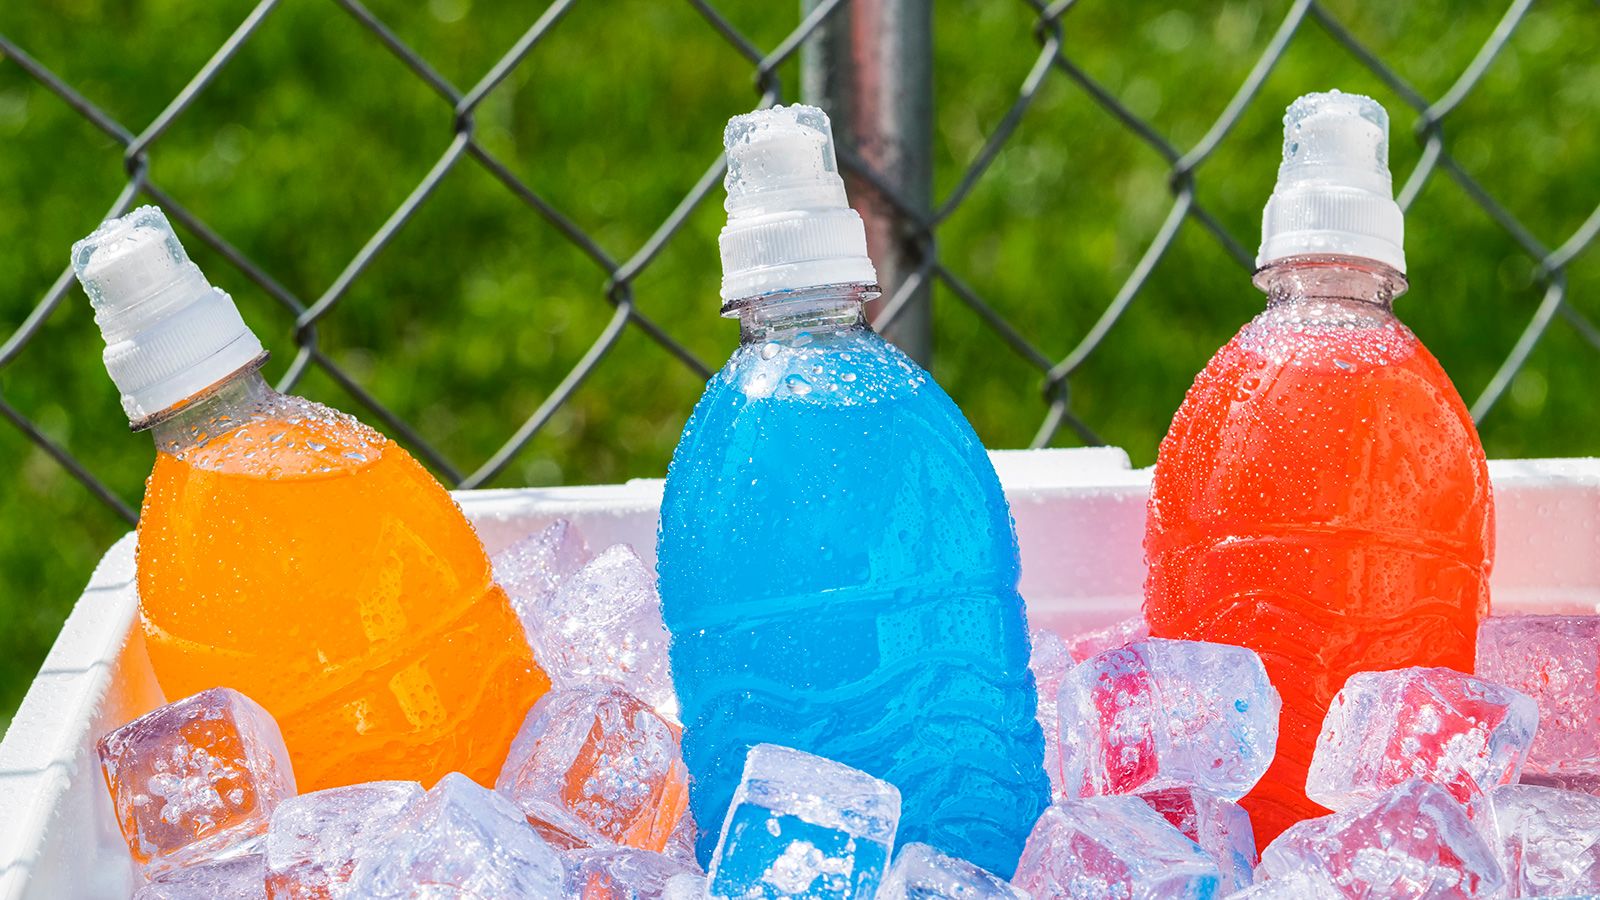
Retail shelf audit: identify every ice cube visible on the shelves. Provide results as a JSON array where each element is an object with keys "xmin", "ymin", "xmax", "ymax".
[
  {"xmin": 1139, "ymin": 786, "xmax": 1256, "ymax": 895},
  {"xmin": 495, "ymin": 686, "xmax": 687, "ymax": 853},
  {"xmin": 525, "ymin": 544, "xmax": 676, "ymax": 714},
  {"xmin": 663, "ymin": 873, "xmax": 708, "ymax": 899},
  {"xmin": 1029, "ymin": 628, "xmax": 1071, "ymax": 799},
  {"xmin": 663, "ymin": 809, "xmax": 702, "ymax": 869},
  {"xmin": 706, "ymin": 744, "xmax": 900, "ymax": 899},
  {"xmin": 264, "ymin": 780, "xmax": 423, "ymax": 898},
  {"xmin": 1057, "ymin": 638, "xmax": 1280, "ymax": 799},
  {"xmin": 97, "ymin": 688, "xmax": 296, "ymax": 872},
  {"xmin": 1012, "ymin": 796, "xmax": 1220, "ymax": 899},
  {"xmin": 1476, "ymin": 783, "xmax": 1600, "ymax": 897},
  {"xmin": 1475, "ymin": 615, "xmax": 1600, "ymax": 777},
  {"xmin": 1226, "ymin": 869, "xmax": 1341, "ymax": 899},
  {"xmin": 876, "ymin": 842, "xmax": 1026, "ymax": 899},
  {"xmin": 1066, "ymin": 615, "xmax": 1149, "ymax": 664},
  {"xmin": 1306, "ymin": 667, "xmax": 1538, "ymax": 810},
  {"xmin": 133, "ymin": 853, "xmax": 267, "ymax": 899},
  {"xmin": 345, "ymin": 772, "xmax": 563, "ymax": 897},
  {"xmin": 494, "ymin": 519, "xmax": 592, "ymax": 620},
  {"xmin": 1260, "ymin": 779, "xmax": 1503, "ymax": 898},
  {"xmin": 564, "ymin": 847, "xmax": 702, "ymax": 899}
]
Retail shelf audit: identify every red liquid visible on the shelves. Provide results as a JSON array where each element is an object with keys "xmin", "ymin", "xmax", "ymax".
[{"xmin": 1143, "ymin": 301, "xmax": 1492, "ymax": 847}]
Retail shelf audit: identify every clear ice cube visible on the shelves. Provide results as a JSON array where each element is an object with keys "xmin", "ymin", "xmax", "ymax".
[
  {"xmin": 524, "ymin": 544, "xmax": 676, "ymax": 715},
  {"xmin": 345, "ymin": 772, "xmax": 563, "ymax": 898},
  {"xmin": 1475, "ymin": 615, "xmax": 1600, "ymax": 777},
  {"xmin": 1066, "ymin": 616, "xmax": 1149, "ymax": 664},
  {"xmin": 1260, "ymin": 779, "xmax": 1503, "ymax": 899},
  {"xmin": 97, "ymin": 687, "xmax": 296, "ymax": 872},
  {"xmin": 495, "ymin": 686, "xmax": 688, "ymax": 852},
  {"xmin": 1029, "ymin": 628, "xmax": 1071, "ymax": 799},
  {"xmin": 1226, "ymin": 869, "xmax": 1341, "ymax": 899},
  {"xmin": 1476, "ymin": 783, "xmax": 1600, "ymax": 898},
  {"xmin": 1011, "ymin": 796, "xmax": 1220, "ymax": 899},
  {"xmin": 493, "ymin": 519, "xmax": 592, "ymax": 624},
  {"xmin": 1306, "ymin": 667, "xmax": 1539, "ymax": 810},
  {"xmin": 1057, "ymin": 638, "xmax": 1280, "ymax": 799},
  {"xmin": 265, "ymin": 780, "xmax": 423, "ymax": 898},
  {"xmin": 706, "ymin": 744, "xmax": 900, "ymax": 899},
  {"xmin": 1139, "ymin": 786, "xmax": 1257, "ymax": 895},
  {"xmin": 563, "ymin": 847, "xmax": 702, "ymax": 899},
  {"xmin": 664, "ymin": 809, "xmax": 702, "ymax": 869},
  {"xmin": 663, "ymin": 872, "xmax": 709, "ymax": 899},
  {"xmin": 133, "ymin": 853, "xmax": 267, "ymax": 899},
  {"xmin": 876, "ymin": 842, "xmax": 1027, "ymax": 899}
]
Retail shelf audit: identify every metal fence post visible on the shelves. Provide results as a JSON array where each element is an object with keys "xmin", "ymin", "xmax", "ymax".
[{"xmin": 801, "ymin": 0, "xmax": 935, "ymax": 366}]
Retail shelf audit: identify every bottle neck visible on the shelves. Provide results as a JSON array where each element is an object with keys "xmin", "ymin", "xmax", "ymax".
[
  {"xmin": 1253, "ymin": 254, "xmax": 1407, "ymax": 312},
  {"xmin": 147, "ymin": 363, "xmax": 276, "ymax": 454},
  {"xmin": 734, "ymin": 283, "xmax": 876, "ymax": 345}
]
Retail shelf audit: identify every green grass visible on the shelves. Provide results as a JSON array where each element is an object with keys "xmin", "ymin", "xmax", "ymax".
[{"xmin": 1, "ymin": 0, "xmax": 1597, "ymax": 728}]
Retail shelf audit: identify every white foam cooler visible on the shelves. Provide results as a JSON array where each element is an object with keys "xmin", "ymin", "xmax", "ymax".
[{"xmin": 1, "ymin": 447, "xmax": 1596, "ymax": 898}]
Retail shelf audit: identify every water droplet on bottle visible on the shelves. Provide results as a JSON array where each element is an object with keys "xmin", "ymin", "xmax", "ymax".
[
  {"xmin": 747, "ymin": 371, "xmax": 775, "ymax": 396},
  {"xmin": 784, "ymin": 374, "xmax": 812, "ymax": 396},
  {"xmin": 761, "ymin": 342, "xmax": 781, "ymax": 360}
]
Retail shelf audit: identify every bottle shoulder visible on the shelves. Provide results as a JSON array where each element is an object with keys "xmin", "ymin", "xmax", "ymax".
[
  {"xmin": 671, "ymin": 328, "xmax": 990, "ymax": 472},
  {"xmin": 715, "ymin": 326, "xmax": 932, "ymax": 405},
  {"xmin": 1150, "ymin": 299, "xmax": 1490, "ymax": 544},
  {"xmin": 1173, "ymin": 301, "xmax": 1476, "ymax": 447},
  {"xmin": 1238, "ymin": 297, "xmax": 1414, "ymax": 352},
  {"xmin": 662, "ymin": 327, "xmax": 1014, "ymax": 541},
  {"xmin": 161, "ymin": 393, "xmax": 387, "ymax": 478}
]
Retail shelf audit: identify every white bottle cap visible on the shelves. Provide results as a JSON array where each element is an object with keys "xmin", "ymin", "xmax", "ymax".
[
  {"xmin": 718, "ymin": 105, "xmax": 877, "ymax": 308},
  {"xmin": 1257, "ymin": 90, "xmax": 1405, "ymax": 274},
  {"xmin": 71, "ymin": 206, "xmax": 265, "ymax": 424}
]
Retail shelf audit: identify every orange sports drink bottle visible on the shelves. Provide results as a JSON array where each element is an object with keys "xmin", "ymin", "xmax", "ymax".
[
  {"xmin": 72, "ymin": 207, "xmax": 547, "ymax": 791},
  {"xmin": 1143, "ymin": 92, "xmax": 1493, "ymax": 846}
]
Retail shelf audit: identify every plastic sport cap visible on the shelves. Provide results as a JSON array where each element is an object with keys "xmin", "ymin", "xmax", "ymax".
[
  {"xmin": 71, "ymin": 206, "xmax": 265, "ymax": 424},
  {"xmin": 1257, "ymin": 90, "xmax": 1406, "ymax": 274},
  {"xmin": 718, "ymin": 104, "xmax": 878, "ymax": 308}
]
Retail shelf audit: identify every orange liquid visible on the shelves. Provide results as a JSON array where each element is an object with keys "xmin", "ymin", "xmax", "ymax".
[
  {"xmin": 137, "ymin": 404, "xmax": 547, "ymax": 791},
  {"xmin": 1144, "ymin": 307, "xmax": 1492, "ymax": 848}
]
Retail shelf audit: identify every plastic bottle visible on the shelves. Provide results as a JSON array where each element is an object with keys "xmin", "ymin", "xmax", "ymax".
[
  {"xmin": 657, "ymin": 106, "xmax": 1049, "ymax": 875},
  {"xmin": 71, "ymin": 207, "xmax": 547, "ymax": 792},
  {"xmin": 1143, "ymin": 92, "xmax": 1494, "ymax": 846}
]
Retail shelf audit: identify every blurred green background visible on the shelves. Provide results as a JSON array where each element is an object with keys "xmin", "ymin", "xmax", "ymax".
[{"xmin": 0, "ymin": 0, "xmax": 1596, "ymax": 728}]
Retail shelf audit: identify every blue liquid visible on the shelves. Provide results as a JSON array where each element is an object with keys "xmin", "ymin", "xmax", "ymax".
[{"xmin": 658, "ymin": 316, "xmax": 1049, "ymax": 876}]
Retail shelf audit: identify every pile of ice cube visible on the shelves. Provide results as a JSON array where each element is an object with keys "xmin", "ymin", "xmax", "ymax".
[
  {"xmin": 96, "ymin": 521, "xmax": 1600, "ymax": 898},
  {"xmin": 1027, "ymin": 615, "xmax": 1600, "ymax": 900}
]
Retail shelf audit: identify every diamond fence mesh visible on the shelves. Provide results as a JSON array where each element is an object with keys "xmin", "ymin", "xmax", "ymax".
[{"xmin": 0, "ymin": 0, "xmax": 1596, "ymax": 524}]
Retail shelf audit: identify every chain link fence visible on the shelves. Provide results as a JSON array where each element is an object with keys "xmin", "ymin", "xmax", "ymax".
[{"xmin": 1, "ymin": 0, "xmax": 1597, "ymax": 534}]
